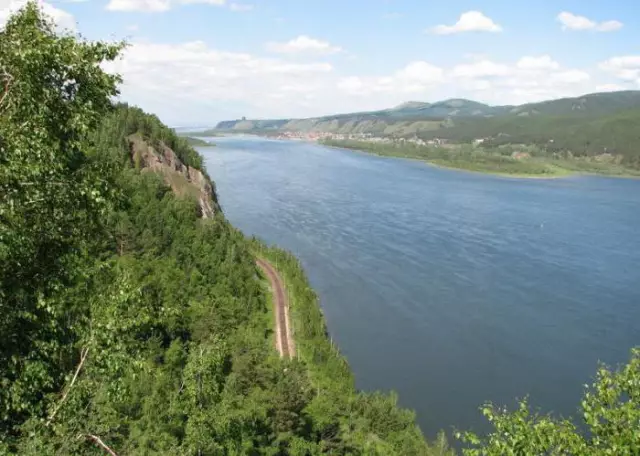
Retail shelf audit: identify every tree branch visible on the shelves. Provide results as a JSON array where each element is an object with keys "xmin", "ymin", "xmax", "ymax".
[
  {"xmin": 0, "ymin": 67, "xmax": 13, "ymax": 109},
  {"xmin": 46, "ymin": 347, "xmax": 89, "ymax": 427},
  {"xmin": 80, "ymin": 434, "xmax": 119, "ymax": 456}
]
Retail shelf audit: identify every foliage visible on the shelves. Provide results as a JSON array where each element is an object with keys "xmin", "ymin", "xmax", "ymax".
[
  {"xmin": 2, "ymin": 5, "xmax": 638, "ymax": 456},
  {"xmin": 251, "ymin": 241, "xmax": 454, "ymax": 455},
  {"xmin": 418, "ymin": 109, "xmax": 640, "ymax": 168},
  {"xmin": 458, "ymin": 348, "xmax": 640, "ymax": 455},
  {"xmin": 1, "ymin": 5, "xmax": 446, "ymax": 455},
  {"xmin": 322, "ymin": 139, "xmax": 640, "ymax": 177},
  {"xmin": 0, "ymin": 2, "xmax": 123, "ymax": 436},
  {"xmin": 94, "ymin": 103, "xmax": 207, "ymax": 171},
  {"xmin": 321, "ymin": 140, "xmax": 566, "ymax": 177}
]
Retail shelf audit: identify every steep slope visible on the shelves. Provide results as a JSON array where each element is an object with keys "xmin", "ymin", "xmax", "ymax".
[{"xmin": 128, "ymin": 133, "xmax": 216, "ymax": 218}]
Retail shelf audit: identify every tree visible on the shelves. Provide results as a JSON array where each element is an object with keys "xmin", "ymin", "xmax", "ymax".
[
  {"xmin": 0, "ymin": 1, "xmax": 124, "ymax": 438},
  {"xmin": 459, "ymin": 348, "xmax": 640, "ymax": 455}
]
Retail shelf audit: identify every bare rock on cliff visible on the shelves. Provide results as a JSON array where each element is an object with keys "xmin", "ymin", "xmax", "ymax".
[{"xmin": 128, "ymin": 133, "xmax": 216, "ymax": 218}]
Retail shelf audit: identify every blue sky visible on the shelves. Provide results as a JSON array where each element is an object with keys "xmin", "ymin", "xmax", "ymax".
[{"xmin": 2, "ymin": 0, "xmax": 640, "ymax": 125}]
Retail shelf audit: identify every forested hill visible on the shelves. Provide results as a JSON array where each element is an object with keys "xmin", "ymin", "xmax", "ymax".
[
  {"xmin": 417, "ymin": 108, "xmax": 640, "ymax": 168},
  {"xmin": 212, "ymin": 91, "xmax": 640, "ymax": 136},
  {"xmin": 0, "ymin": 5, "xmax": 447, "ymax": 455}
]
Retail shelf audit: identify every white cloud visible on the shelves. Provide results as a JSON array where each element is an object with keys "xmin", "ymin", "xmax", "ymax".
[
  {"xmin": 229, "ymin": 2, "xmax": 252, "ymax": 12},
  {"xmin": 596, "ymin": 83, "xmax": 626, "ymax": 92},
  {"xmin": 516, "ymin": 55, "xmax": 560, "ymax": 71},
  {"xmin": 102, "ymin": 40, "xmax": 451, "ymax": 122},
  {"xmin": 179, "ymin": 0, "xmax": 224, "ymax": 4},
  {"xmin": 449, "ymin": 56, "xmax": 594, "ymax": 105},
  {"xmin": 101, "ymin": 38, "xmax": 606, "ymax": 124},
  {"xmin": 452, "ymin": 60, "xmax": 510, "ymax": 78},
  {"xmin": 596, "ymin": 20, "xmax": 624, "ymax": 32},
  {"xmin": 103, "ymin": 41, "xmax": 336, "ymax": 119},
  {"xmin": 599, "ymin": 56, "xmax": 640, "ymax": 85},
  {"xmin": 550, "ymin": 70, "xmax": 590, "ymax": 84},
  {"xmin": 1, "ymin": 0, "xmax": 75, "ymax": 31},
  {"xmin": 106, "ymin": 0, "xmax": 170, "ymax": 12},
  {"xmin": 106, "ymin": 0, "xmax": 229, "ymax": 12},
  {"xmin": 266, "ymin": 35, "xmax": 342, "ymax": 55},
  {"xmin": 127, "ymin": 24, "xmax": 139, "ymax": 31},
  {"xmin": 338, "ymin": 61, "xmax": 444, "ymax": 96},
  {"xmin": 430, "ymin": 11, "xmax": 502, "ymax": 35},
  {"xmin": 557, "ymin": 12, "xmax": 623, "ymax": 32}
]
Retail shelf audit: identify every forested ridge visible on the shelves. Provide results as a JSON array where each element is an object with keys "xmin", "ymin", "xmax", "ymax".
[
  {"xmin": 1, "ymin": 4, "xmax": 639, "ymax": 456},
  {"xmin": 0, "ymin": 5, "xmax": 446, "ymax": 455}
]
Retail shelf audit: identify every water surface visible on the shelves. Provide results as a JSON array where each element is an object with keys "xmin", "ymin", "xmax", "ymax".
[{"xmin": 199, "ymin": 137, "xmax": 640, "ymax": 437}]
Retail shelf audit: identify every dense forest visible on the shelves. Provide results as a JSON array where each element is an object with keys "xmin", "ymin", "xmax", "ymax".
[
  {"xmin": 418, "ymin": 109, "xmax": 640, "ymax": 168},
  {"xmin": 0, "ymin": 5, "xmax": 446, "ymax": 455},
  {"xmin": 1, "ymin": 4, "xmax": 638, "ymax": 455}
]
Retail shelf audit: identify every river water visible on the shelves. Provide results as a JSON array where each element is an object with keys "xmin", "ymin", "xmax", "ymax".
[{"xmin": 199, "ymin": 136, "xmax": 640, "ymax": 438}]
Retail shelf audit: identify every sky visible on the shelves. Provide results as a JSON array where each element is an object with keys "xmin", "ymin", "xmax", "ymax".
[{"xmin": 2, "ymin": 0, "xmax": 640, "ymax": 126}]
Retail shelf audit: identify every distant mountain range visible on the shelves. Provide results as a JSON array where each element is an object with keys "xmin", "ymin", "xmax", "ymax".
[{"xmin": 212, "ymin": 91, "xmax": 640, "ymax": 137}]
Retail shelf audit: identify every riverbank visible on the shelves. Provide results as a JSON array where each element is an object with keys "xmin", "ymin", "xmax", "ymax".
[
  {"xmin": 320, "ymin": 139, "xmax": 640, "ymax": 179},
  {"xmin": 249, "ymin": 238, "xmax": 452, "ymax": 453},
  {"xmin": 184, "ymin": 136, "xmax": 216, "ymax": 147}
]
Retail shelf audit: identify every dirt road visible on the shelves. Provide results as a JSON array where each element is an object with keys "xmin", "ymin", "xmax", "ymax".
[{"xmin": 256, "ymin": 258, "xmax": 295, "ymax": 359}]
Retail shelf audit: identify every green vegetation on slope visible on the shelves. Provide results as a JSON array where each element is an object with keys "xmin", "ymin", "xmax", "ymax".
[
  {"xmin": 0, "ymin": 5, "xmax": 446, "ymax": 455},
  {"xmin": 2, "ymin": 4, "xmax": 639, "ymax": 456},
  {"xmin": 420, "ymin": 109, "xmax": 640, "ymax": 169},
  {"xmin": 322, "ymin": 140, "xmax": 640, "ymax": 177},
  {"xmin": 251, "ymin": 241, "xmax": 454, "ymax": 455},
  {"xmin": 214, "ymin": 91, "xmax": 640, "ymax": 139},
  {"xmin": 321, "ymin": 140, "xmax": 567, "ymax": 177}
]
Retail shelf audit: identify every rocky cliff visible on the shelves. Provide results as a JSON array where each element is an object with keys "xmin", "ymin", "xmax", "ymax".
[{"xmin": 128, "ymin": 133, "xmax": 216, "ymax": 218}]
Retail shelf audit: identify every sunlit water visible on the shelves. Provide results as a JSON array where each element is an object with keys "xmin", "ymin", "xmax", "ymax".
[{"xmin": 199, "ymin": 137, "xmax": 640, "ymax": 438}]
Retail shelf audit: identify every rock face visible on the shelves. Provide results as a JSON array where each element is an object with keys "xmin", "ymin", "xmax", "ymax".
[{"xmin": 128, "ymin": 134, "xmax": 216, "ymax": 218}]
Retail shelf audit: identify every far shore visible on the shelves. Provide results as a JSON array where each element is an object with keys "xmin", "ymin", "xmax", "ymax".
[
  {"xmin": 318, "ymin": 142, "xmax": 640, "ymax": 180},
  {"xmin": 318, "ymin": 143, "xmax": 573, "ymax": 179}
]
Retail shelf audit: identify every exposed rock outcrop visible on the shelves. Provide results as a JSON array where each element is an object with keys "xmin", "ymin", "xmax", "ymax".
[{"xmin": 128, "ymin": 134, "xmax": 216, "ymax": 218}]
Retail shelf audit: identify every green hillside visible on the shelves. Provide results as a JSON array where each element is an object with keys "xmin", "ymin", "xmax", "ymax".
[
  {"xmin": 420, "ymin": 108, "xmax": 640, "ymax": 167},
  {"xmin": 212, "ymin": 91, "xmax": 640, "ymax": 137},
  {"xmin": 3, "ymin": 4, "xmax": 640, "ymax": 456},
  {"xmin": 0, "ymin": 6, "xmax": 447, "ymax": 455}
]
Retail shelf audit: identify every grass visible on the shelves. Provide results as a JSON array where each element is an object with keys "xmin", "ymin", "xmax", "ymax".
[{"xmin": 321, "ymin": 139, "xmax": 640, "ymax": 178}]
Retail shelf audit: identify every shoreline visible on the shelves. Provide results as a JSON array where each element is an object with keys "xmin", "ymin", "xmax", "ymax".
[
  {"xmin": 319, "ymin": 143, "xmax": 574, "ymax": 179},
  {"xmin": 318, "ymin": 142, "xmax": 640, "ymax": 180}
]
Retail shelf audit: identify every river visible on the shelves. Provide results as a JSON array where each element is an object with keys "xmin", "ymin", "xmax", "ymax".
[{"xmin": 198, "ymin": 136, "xmax": 640, "ymax": 438}]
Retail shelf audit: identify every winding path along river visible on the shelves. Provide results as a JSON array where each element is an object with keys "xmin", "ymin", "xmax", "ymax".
[{"xmin": 256, "ymin": 257, "xmax": 295, "ymax": 359}]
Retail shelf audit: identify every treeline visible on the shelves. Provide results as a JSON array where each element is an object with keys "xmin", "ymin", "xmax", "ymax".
[
  {"xmin": 96, "ymin": 103, "xmax": 206, "ymax": 170},
  {"xmin": 322, "ymin": 140, "xmax": 562, "ymax": 176},
  {"xmin": 418, "ymin": 109, "xmax": 640, "ymax": 168}
]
